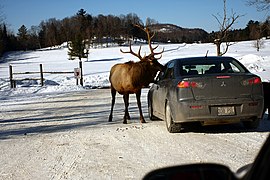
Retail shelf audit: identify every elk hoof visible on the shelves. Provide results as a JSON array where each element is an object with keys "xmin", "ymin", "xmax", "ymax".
[
  {"xmin": 141, "ymin": 119, "xmax": 146, "ymax": 123},
  {"xmin": 127, "ymin": 114, "xmax": 131, "ymax": 120},
  {"xmin": 108, "ymin": 115, "xmax": 112, "ymax": 122},
  {"xmin": 123, "ymin": 120, "xmax": 127, "ymax": 124},
  {"xmin": 124, "ymin": 114, "xmax": 130, "ymax": 120}
]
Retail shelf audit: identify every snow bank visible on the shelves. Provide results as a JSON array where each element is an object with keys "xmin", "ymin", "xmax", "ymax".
[
  {"xmin": 1, "ymin": 40, "xmax": 270, "ymax": 99},
  {"xmin": 238, "ymin": 54, "xmax": 265, "ymax": 72}
]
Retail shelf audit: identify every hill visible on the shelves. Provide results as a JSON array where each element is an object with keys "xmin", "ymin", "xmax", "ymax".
[{"xmin": 150, "ymin": 23, "xmax": 209, "ymax": 43}]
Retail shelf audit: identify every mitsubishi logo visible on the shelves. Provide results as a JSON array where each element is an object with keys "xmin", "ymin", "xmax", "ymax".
[{"xmin": 221, "ymin": 81, "xmax": 226, "ymax": 87}]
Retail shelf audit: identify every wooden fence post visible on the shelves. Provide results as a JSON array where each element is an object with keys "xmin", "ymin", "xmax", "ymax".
[
  {"xmin": 8, "ymin": 64, "xmax": 74, "ymax": 88},
  {"xmin": 40, "ymin": 64, "xmax": 44, "ymax": 86},
  {"xmin": 9, "ymin": 65, "xmax": 15, "ymax": 88},
  {"xmin": 79, "ymin": 60, "xmax": 83, "ymax": 86}
]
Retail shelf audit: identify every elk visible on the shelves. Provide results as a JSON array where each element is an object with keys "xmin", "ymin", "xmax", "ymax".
[{"xmin": 108, "ymin": 25, "xmax": 165, "ymax": 124}]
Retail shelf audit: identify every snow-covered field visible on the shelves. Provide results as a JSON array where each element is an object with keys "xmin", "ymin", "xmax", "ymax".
[
  {"xmin": 0, "ymin": 40, "xmax": 270, "ymax": 179},
  {"xmin": 1, "ymin": 40, "xmax": 270, "ymax": 97}
]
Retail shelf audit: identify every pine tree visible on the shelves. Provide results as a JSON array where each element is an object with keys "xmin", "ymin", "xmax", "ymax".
[
  {"xmin": 68, "ymin": 34, "xmax": 89, "ymax": 86},
  {"xmin": 0, "ymin": 25, "xmax": 4, "ymax": 56},
  {"xmin": 17, "ymin": 25, "xmax": 28, "ymax": 50},
  {"xmin": 0, "ymin": 24, "xmax": 9, "ymax": 56},
  {"xmin": 68, "ymin": 35, "xmax": 88, "ymax": 61}
]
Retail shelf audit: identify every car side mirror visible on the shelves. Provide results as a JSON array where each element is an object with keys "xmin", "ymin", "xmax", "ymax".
[
  {"xmin": 143, "ymin": 163, "xmax": 237, "ymax": 180},
  {"xmin": 154, "ymin": 71, "xmax": 164, "ymax": 82}
]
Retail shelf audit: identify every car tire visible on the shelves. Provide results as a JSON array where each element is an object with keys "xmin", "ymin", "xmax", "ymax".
[
  {"xmin": 165, "ymin": 102, "xmax": 181, "ymax": 133},
  {"xmin": 148, "ymin": 99, "xmax": 158, "ymax": 120},
  {"xmin": 243, "ymin": 118, "xmax": 260, "ymax": 129}
]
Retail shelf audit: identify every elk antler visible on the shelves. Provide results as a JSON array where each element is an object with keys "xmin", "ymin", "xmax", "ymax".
[
  {"xmin": 120, "ymin": 25, "xmax": 164, "ymax": 61},
  {"xmin": 135, "ymin": 24, "xmax": 164, "ymax": 60},
  {"xmin": 120, "ymin": 43, "xmax": 143, "ymax": 61}
]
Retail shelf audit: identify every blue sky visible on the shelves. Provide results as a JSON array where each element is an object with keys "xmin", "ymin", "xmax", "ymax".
[{"xmin": 1, "ymin": 0, "xmax": 268, "ymax": 33}]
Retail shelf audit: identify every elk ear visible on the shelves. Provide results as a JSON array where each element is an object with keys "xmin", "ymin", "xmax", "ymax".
[{"xmin": 149, "ymin": 60, "xmax": 155, "ymax": 66}]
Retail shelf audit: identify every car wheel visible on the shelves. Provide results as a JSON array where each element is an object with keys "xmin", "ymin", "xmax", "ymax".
[
  {"xmin": 165, "ymin": 102, "xmax": 181, "ymax": 133},
  {"xmin": 243, "ymin": 118, "xmax": 260, "ymax": 129},
  {"xmin": 148, "ymin": 99, "xmax": 158, "ymax": 120}
]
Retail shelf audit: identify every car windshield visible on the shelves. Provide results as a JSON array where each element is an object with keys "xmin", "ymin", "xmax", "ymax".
[{"xmin": 179, "ymin": 58, "xmax": 248, "ymax": 76}]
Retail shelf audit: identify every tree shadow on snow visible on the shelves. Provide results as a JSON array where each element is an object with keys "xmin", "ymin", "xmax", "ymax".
[
  {"xmin": 85, "ymin": 57, "xmax": 123, "ymax": 63},
  {"xmin": 0, "ymin": 90, "xmax": 145, "ymax": 140}
]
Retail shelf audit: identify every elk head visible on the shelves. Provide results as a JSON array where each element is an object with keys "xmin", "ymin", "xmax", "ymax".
[{"xmin": 120, "ymin": 25, "xmax": 165, "ymax": 73}]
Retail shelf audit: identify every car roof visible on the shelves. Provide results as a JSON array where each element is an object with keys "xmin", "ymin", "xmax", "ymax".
[
  {"xmin": 166, "ymin": 56, "xmax": 242, "ymax": 66},
  {"xmin": 166, "ymin": 56, "xmax": 249, "ymax": 73},
  {"xmin": 169, "ymin": 56, "xmax": 236, "ymax": 62}
]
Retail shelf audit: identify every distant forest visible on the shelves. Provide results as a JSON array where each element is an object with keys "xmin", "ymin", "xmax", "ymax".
[{"xmin": 1, "ymin": 9, "xmax": 270, "ymax": 57}]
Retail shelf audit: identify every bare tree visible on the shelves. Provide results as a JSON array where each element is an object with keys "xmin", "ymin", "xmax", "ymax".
[
  {"xmin": 28, "ymin": 25, "xmax": 41, "ymax": 49},
  {"xmin": 213, "ymin": 0, "xmax": 242, "ymax": 56},
  {"xmin": 145, "ymin": 17, "xmax": 158, "ymax": 26},
  {"xmin": 247, "ymin": 0, "xmax": 270, "ymax": 11},
  {"xmin": 254, "ymin": 38, "xmax": 264, "ymax": 51},
  {"xmin": 0, "ymin": 5, "xmax": 5, "ymax": 25}
]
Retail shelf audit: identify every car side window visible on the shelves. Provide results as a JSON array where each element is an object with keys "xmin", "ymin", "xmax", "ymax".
[
  {"xmin": 163, "ymin": 61, "xmax": 175, "ymax": 79},
  {"xmin": 230, "ymin": 63, "xmax": 241, "ymax": 73}
]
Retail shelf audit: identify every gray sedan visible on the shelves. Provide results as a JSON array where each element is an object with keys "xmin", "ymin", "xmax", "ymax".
[{"xmin": 148, "ymin": 56, "xmax": 264, "ymax": 133}]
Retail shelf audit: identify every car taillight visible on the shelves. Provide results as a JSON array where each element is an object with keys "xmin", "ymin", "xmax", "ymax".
[
  {"xmin": 178, "ymin": 81, "xmax": 191, "ymax": 88},
  {"xmin": 241, "ymin": 77, "xmax": 262, "ymax": 86},
  {"xmin": 177, "ymin": 81, "xmax": 204, "ymax": 88}
]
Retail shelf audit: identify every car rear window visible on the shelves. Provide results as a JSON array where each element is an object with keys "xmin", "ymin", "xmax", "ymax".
[{"xmin": 179, "ymin": 58, "xmax": 247, "ymax": 76}]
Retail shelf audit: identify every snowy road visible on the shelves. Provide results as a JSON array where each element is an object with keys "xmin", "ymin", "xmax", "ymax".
[{"xmin": 0, "ymin": 88, "xmax": 269, "ymax": 180}]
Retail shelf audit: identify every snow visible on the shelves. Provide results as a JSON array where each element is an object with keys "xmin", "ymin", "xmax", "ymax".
[
  {"xmin": 0, "ymin": 40, "xmax": 270, "ymax": 179},
  {"xmin": 1, "ymin": 40, "xmax": 270, "ymax": 96}
]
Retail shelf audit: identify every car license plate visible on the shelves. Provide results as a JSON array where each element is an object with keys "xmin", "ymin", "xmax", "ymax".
[{"xmin": 217, "ymin": 106, "xmax": 235, "ymax": 116}]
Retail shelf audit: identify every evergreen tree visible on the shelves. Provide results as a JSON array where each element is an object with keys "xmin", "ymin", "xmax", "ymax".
[
  {"xmin": 38, "ymin": 23, "xmax": 46, "ymax": 48},
  {"xmin": 17, "ymin": 25, "xmax": 28, "ymax": 50},
  {"xmin": 0, "ymin": 30, "xmax": 3, "ymax": 56},
  {"xmin": 68, "ymin": 35, "xmax": 89, "ymax": 86},
  {"xmin": 76, "ymin": 9, "xmax": 90, "ymax": 39},
  {"xmin": 68, "ymin": 35, "xmax": 88, "ymax": 61},
  {"xmin": 0, "ymin": 24, "xmax": 10, "ymax": 56}
]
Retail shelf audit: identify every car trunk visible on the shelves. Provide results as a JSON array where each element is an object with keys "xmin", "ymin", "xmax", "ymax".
[{"xmin": 187, "ymin": 75, "xmax": 254, "ymax": 100}]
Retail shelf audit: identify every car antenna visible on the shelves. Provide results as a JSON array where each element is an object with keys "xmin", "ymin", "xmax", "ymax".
[{"xmin": 205, "ymin": 50, "xmax": 209, "ymax": 58}]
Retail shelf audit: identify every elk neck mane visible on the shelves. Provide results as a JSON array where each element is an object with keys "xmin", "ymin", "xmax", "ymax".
[{"xmin": 127, "ymin": 60, "xmax": 157, "ymax": 87}]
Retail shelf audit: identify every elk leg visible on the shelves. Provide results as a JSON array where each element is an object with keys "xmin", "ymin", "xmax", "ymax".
[
  {"xmin": 136, "ymin": 90, "xmax": 146, "ymax": 123},
  {"xmin": 263, "ymin": 107, "xmax": 270, "ymax": 120},
  {"xmin": 126, "ymin": 94, "xmax": 131, "ymax": 120},
  {"xmin": 123, "ymin": 94, "xmax": 130, "ymax": 124},
  {"xmin": 267, "ymin": 107, "xmax": 270, "ymax": 120},
  {"xmin": 108, "ymin": 87, "xmax": 116, "ymax": 122}
]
